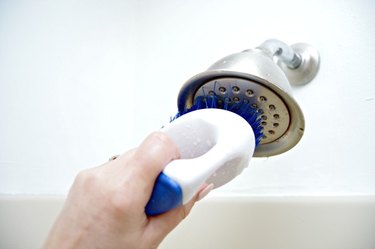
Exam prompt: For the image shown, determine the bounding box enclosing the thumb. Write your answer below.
[126,132,180,201]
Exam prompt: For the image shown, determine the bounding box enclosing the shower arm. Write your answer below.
[257,39,302,69]
[244,39,320,86]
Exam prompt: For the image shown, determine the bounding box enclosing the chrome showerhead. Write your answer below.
[177,39,320,157]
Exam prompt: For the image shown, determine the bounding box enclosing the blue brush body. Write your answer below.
[173,94,264,146]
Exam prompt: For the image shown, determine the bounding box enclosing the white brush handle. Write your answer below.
[145,109,255,215]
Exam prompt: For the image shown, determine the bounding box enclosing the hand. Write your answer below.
[43,132,211,249]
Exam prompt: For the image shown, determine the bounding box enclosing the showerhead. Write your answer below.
[177,39,320,157]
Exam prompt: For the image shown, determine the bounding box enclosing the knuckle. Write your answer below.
[108,188,137,215]
[74,169,98,189]
[147,132,179,158]
[149,132,170,145]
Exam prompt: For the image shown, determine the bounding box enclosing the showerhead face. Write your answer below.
[194,77,290,145]
[177,48,306,157]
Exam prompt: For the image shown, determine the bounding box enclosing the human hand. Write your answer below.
[43,132,211,249]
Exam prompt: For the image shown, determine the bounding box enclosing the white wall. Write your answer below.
[1,0,374,195]
[0,0,137,193]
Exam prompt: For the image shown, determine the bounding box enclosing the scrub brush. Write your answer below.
[145,93,263,216]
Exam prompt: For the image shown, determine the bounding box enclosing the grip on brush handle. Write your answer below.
[145,172,183,216]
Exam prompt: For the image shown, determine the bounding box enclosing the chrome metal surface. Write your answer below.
[276,43,320,86]
[257,39,302,69]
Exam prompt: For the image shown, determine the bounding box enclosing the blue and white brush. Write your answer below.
[145,94,263,216]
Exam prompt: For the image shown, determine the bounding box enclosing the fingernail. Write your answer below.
[197,183,214,201]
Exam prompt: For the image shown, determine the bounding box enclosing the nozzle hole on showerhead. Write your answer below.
[232,86,240,93]
[246,89,254,97]
[259,96,267,102]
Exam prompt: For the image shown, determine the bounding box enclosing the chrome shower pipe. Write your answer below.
[256,39,302,69]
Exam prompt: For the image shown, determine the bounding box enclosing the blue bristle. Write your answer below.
[172,94,264,146]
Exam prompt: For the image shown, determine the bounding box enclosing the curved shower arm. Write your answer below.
[240,39,321,86]
[257,39,302,69]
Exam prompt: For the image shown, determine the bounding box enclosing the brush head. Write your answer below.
[172,94,264,146]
